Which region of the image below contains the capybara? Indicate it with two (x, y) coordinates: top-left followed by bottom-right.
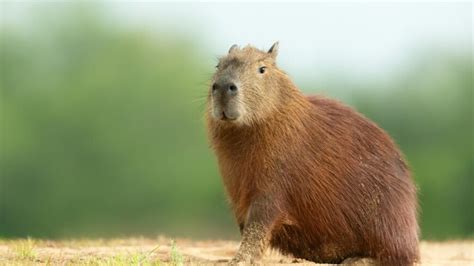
(206, 43), (419, 265)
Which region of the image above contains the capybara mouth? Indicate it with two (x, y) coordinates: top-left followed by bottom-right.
(221, 111), (237, 121)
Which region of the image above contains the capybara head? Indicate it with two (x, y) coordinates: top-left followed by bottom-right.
(209, 42), (294, 126)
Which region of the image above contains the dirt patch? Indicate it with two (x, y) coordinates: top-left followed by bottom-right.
(0, 237), (472, 265)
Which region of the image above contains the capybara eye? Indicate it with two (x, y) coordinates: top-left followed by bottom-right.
(259, 66), (266, 74)
(215, 64), (220, 69)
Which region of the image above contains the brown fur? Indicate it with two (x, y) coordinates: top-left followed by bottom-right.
(206, 44), (419, 265)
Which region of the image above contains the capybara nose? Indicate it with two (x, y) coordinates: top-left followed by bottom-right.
(212, 83), (219, 92)
(228, 83), (238, 94)
(212, 82), (238, 96)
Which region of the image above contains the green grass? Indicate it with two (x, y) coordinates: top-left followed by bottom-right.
(11, 237), (36, 261)
(170, 240), (184, 266)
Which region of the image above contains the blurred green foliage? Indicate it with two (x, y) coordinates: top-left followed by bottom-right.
(0, 5), (472, 240)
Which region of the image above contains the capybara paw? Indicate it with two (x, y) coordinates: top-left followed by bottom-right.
(228, 255), (262, 265)
(228, 256), (247, 265)
(228, 258), (246, 265)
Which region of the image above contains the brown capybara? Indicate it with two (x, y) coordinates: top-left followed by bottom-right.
(206, 43), (419, 265)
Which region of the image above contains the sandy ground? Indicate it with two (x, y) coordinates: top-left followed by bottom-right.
(0, 237), (472, 265)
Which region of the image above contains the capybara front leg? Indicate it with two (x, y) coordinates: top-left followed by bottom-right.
(230, 197), (281, 265)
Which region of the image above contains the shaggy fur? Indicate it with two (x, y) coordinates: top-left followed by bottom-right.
(206, 44), (419, 265)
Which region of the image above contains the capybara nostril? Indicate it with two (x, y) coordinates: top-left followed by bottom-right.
(212, 83), (218, 92)
(229, 84), (238, 92)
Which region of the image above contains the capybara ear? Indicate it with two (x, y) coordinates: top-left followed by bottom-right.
(267, 42), (279, 59)
(228, 44), (239, 54)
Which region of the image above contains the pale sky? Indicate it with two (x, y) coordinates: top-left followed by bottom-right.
(110, 2), (472, 82)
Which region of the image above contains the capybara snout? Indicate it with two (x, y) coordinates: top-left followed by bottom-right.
(210, 81), (240, 121)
